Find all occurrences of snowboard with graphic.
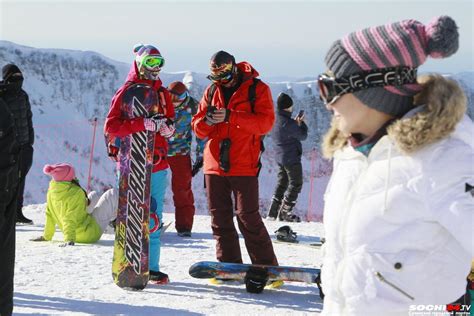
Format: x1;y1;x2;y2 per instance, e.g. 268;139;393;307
111;83;158;291
189;261;321;285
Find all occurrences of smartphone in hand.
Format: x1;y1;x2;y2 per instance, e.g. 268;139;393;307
297;110;305;118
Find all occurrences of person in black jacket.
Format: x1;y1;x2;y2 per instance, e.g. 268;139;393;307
268;93;308;222
0;64;35;224
0;96;20;316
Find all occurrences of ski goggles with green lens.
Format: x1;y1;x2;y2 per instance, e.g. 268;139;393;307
318;66;418;106
143;55;165;69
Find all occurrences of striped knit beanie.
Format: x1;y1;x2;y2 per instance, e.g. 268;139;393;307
325;16;459;117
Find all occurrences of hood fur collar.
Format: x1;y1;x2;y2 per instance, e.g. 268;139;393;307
322;75;467;158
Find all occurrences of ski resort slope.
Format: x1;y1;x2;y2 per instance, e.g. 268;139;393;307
14;205;324;315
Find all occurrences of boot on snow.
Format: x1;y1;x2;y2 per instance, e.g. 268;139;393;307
266;197;282;220
16;212;33;225
149;271;169;285
245;267;269;294
277;199;301;222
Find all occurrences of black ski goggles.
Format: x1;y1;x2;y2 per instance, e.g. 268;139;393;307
317;66;418;106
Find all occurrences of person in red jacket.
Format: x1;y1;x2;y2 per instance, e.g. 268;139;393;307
191;51;278;293
104;44;175;285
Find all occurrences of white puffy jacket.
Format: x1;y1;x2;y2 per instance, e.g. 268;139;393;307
320;75;474;316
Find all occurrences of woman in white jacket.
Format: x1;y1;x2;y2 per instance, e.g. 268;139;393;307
318;16;473;315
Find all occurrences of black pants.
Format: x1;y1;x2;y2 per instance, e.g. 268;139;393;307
17;145;33;216
273;163;303;203
0;184;18;316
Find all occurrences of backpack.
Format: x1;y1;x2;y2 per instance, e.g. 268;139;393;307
206;78;266;176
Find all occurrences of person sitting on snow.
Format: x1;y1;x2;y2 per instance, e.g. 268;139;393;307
31;163;118;247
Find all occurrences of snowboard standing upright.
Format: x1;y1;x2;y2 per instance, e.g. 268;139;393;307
112;83;158;290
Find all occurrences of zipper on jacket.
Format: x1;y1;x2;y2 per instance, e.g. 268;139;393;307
375;272;414;301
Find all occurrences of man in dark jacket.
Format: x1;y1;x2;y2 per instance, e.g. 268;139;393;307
268;93;308;222
0;96;20;316
0;64;35;224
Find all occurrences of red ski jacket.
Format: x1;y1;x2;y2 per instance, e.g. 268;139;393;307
104;64;174;172
192;62;275;176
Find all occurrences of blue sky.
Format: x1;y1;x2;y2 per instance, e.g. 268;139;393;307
1;0;472;78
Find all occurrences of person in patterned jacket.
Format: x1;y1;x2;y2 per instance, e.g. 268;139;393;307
167;81;206;237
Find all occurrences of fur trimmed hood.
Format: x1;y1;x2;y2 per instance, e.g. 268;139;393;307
322;75;468;158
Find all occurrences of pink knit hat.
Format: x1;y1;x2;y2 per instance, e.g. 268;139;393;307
324;16;459;117
43;163;76;182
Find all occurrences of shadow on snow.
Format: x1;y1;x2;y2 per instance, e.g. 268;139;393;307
14;292;204;316
147;281;323;313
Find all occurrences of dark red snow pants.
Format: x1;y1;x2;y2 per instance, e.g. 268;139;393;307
168;154;195;232
205;174;278;266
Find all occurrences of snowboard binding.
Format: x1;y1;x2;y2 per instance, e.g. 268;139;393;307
275;225;298;243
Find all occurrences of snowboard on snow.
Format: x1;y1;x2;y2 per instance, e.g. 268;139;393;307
273;238;323;249
111;83;159;291
189;261;321;288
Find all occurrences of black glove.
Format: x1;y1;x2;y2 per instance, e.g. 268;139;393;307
107;143;119;162
191;157;204;177
205;106;218;125
59;241;75;247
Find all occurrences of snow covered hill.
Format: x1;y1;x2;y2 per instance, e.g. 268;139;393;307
0;40;472;221
0;41;332;220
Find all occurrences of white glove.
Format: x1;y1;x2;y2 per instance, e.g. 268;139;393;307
144;116;166;132
159;123;176;139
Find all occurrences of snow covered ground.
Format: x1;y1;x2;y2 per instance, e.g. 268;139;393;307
13;205;324;315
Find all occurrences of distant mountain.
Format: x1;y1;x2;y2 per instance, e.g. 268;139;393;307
0;40;472;221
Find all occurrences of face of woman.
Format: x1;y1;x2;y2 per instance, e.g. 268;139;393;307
326;94;372;136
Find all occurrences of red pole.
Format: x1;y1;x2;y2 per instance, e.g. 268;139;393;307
307;148;316;221
87;118;98;192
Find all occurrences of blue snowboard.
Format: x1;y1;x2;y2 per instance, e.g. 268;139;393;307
189;261;321;284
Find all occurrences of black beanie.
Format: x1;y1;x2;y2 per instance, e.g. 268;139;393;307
277;93;293;110
2;64;23;82
210;51;235;67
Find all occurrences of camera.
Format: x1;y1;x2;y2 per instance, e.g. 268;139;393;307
219;138;231;172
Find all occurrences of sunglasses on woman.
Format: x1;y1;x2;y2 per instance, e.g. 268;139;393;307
318;66;418;106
